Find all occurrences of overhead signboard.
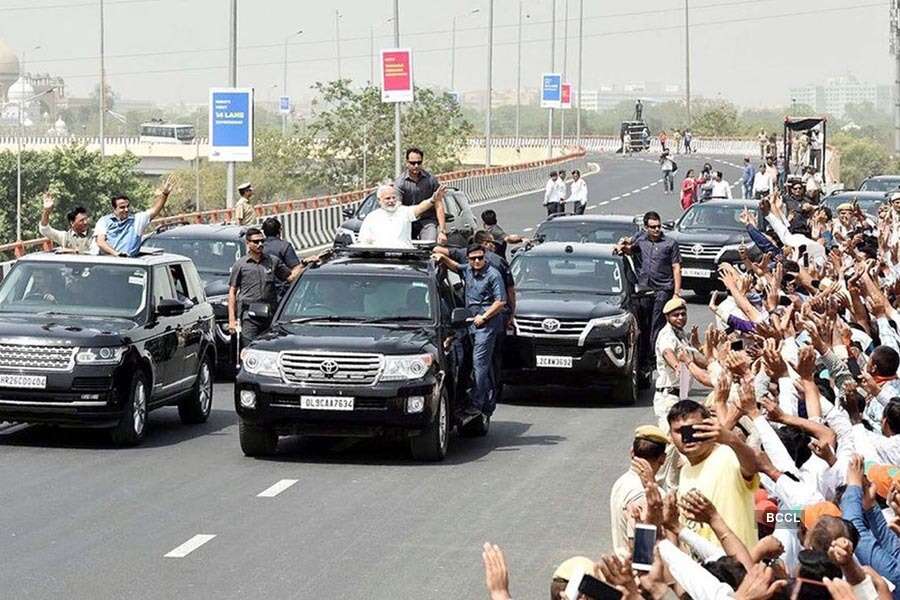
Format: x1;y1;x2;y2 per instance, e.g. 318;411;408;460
278;95;290;115
381;48;414;103
209;87;254;162
540;73;562;108
448;91;461;105
560;83;572;109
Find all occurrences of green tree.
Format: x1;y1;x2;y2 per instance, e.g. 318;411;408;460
692;102;740;137
830;133;893;189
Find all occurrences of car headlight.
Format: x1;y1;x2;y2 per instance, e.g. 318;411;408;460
240;349;281;377
381;353;433;381
588;314;632;329
76;346;127;365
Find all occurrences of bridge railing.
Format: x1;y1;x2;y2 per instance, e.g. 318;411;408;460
469;136;759;156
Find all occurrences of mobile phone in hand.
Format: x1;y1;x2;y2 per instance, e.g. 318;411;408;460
579;574;623;600
632;524;657;571
730;339;744;352
679;424;697;443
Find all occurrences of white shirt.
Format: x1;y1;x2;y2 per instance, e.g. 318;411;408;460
710;180;733;199
752;172;771;195
568;178;587;204
655;323;690;389
357;206;416;248
544;179;563;204
609;470;645;559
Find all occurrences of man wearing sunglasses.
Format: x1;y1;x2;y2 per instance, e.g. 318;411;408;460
433;243;507;419
227;227;304;346
395;147;447;244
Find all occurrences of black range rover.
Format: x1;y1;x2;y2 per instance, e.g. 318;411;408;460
503;242;643;403
0;251;216;445
665;199;762;297
234;247;475;461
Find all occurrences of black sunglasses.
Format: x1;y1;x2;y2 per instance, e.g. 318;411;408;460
408;160;422;165
248;238;264;245
468;255;486;262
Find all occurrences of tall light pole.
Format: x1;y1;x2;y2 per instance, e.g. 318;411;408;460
576;0;583;145
393;0;401;177
515;3;530;146
226;0;237;209
450;8;480;91
891;0;900;152
335;10;342;80
547;0;556;158
560;0;569;145
282;29;303;136
369;25;375;84
16;88;55;242
485;0;494;167
684;0;692;127
99;0;106;158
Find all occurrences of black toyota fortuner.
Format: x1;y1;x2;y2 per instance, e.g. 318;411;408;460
0;251;216;445
234;247;476;461
503;242;644;403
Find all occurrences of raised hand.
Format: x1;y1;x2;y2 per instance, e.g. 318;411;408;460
482;543;512;600
679;489;717;524
734;564;786;600
42;190;55;210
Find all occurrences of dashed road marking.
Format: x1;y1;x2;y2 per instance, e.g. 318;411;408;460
598;201;609;206
164;534;216;558
523;227;533;232
610;195;621;201
257;479;299;498
622;192;631;197
587;205;597;210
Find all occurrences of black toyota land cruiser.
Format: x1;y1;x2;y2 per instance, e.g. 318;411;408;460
503;242;644;403
234;247;475;461
0;251;216;445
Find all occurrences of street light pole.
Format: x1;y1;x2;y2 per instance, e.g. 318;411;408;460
369;25;375;85
450;9;479;92
684;0;692;127
561;0;568;145
393;0;401;177
226;0;237;209
485;0;494;167
515;1;524;146
335;10;342;80
16;88;55;242
576;0;583;145
282;29;302;136
99;0;106;158
547;0;556;159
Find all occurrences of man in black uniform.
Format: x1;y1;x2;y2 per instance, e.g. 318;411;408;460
261;217;300;268
395;147;447;243
227;227;303;347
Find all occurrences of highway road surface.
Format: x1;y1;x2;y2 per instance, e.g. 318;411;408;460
0;151;745;600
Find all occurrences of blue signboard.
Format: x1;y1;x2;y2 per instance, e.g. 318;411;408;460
209;87;254;162
279;95;290;115
541;73;562;108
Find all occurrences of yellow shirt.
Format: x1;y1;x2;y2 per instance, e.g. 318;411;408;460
678;444;759;549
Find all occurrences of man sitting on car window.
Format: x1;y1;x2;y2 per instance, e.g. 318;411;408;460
357;183;446;248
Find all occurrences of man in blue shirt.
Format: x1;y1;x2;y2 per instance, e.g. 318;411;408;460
95;175;174;257
433;243;507;418
740;157;756;199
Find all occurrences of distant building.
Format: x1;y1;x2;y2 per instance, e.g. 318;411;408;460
789;76;893;119
461;88;539;110
575;83;683;112
0;39;66;127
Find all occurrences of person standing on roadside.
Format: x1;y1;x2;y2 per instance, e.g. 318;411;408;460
752;164;772;199
757;130;767;160
658;130;668;152
740;157;756;200
232;182;257;226
568;169;588;215
544;171;563;216
673;129;682;155
709;171;733;200
39;191;92;254
680;169;697;211
683;129;693;154
660;151;676;195
623;132;632;156
95;175;174;257
394;147;448;243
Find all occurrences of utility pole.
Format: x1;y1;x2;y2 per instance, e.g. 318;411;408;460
560;0;568;145
393;0;401;177
450;9;479;92
684;0;692;127
282;29;302;136
485;0;494;167
576;0;583;145
99;0;106;158
892;0;900;152
515;1;525;146
226;0;237;209
369;25;375;85
335;10;342;80
547;0;556;159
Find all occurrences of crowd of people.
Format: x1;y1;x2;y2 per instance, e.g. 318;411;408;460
544;169;589;216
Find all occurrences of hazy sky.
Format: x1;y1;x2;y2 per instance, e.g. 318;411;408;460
0;0;892;108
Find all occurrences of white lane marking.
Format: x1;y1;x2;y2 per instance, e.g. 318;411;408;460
587;205;597;210
522;227;533;232
641;185;650;190
598;201;609;206
631;189;641;194
257;479;299;498
164;534;216;558
610;195;621;201
622;192;631;197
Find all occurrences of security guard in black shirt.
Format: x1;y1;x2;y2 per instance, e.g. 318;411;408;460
227;227;302;346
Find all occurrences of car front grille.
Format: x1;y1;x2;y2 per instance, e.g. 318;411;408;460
515;317;589;339
280;351;383;386
678;243;723;260
0;344;76;371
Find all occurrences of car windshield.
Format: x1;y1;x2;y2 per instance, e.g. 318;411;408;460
0;262;148;318
678;205;755;231
860;178;900;192
824;196;884;218
280;274;432;322
512;255;625;295
539;222;637;244
146;238;242;276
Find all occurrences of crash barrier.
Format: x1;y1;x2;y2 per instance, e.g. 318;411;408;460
469;136;759;156
0;149;587;259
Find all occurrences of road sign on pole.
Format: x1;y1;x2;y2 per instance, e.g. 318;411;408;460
560;83;572;109
278;95;290;115
209;87;254;163
381;48;414;103
540;73;562;108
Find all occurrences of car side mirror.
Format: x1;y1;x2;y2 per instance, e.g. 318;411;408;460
156;298;186;317
342;207;355;219
451;307;471;327
247;302;272;320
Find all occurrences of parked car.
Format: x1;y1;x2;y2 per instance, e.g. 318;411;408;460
334;187;477;247
234;246;477;461
503;242;644;403
859;175;900;193
822;191;887;220
0;251;216;445
534;214;641;245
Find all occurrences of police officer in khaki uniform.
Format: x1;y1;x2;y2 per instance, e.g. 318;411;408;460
227;227;302;346
232;182;257;226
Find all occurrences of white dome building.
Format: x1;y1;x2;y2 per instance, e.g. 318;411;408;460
0;40;19;100
7;76;34;104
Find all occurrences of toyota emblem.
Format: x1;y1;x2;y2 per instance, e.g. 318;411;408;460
542;318;561;333
691;243;703;256
319;359;340;376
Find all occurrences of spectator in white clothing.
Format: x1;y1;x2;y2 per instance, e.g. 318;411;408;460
567;169;588;215
710;171;733;200
544;171;564;216
357;183;445;248
752;164;772;199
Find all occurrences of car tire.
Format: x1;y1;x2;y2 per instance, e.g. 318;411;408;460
409;388;449;462
615;358;639;405
178;357;214;425
110;372;149;446
239;420;278;457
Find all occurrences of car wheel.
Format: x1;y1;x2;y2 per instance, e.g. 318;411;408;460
110;372;148;446
239;420;278;457
178;357;214;425
615;358;638;405
410;388;449;462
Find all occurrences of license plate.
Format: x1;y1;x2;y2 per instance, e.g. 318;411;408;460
0;374;46;389
681;267;712;278
536;355;573;368
300;395;354;411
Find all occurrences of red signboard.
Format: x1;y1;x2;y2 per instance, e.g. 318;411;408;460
381;48;413;103
560;83;572;109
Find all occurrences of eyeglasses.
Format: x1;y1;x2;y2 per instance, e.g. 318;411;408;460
408;160;422;165
646;224;661;230
468;255;486;262
248;239;264;245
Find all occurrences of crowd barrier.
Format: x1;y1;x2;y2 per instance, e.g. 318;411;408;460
0;149;587;260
